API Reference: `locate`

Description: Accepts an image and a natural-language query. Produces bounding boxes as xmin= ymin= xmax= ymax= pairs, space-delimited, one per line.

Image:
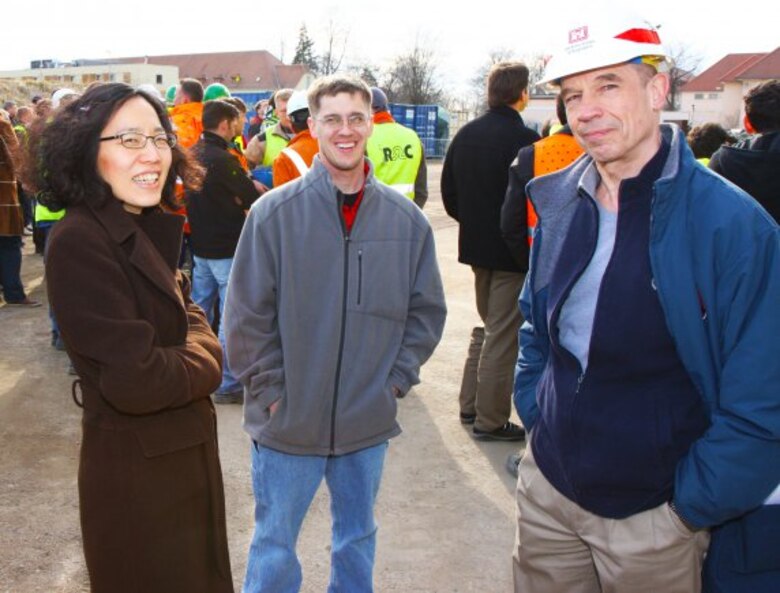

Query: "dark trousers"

xmin=0 ymin=235 xmax=26 ymax=302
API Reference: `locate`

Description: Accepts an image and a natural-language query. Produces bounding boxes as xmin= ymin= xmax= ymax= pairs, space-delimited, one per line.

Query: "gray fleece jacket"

xmin=224 ymin=156 xmax=447 ymax=456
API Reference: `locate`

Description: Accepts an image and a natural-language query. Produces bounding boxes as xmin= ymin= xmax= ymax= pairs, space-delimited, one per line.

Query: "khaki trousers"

xmin=513 ymin=444 xmax=710 ymax=593
xmin=458 ymin=267 xmax=524 ymax=431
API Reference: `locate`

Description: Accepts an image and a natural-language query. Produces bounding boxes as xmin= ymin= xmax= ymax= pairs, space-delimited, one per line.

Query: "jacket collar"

xmin=202 ymin=130 xmax=230 ymax=150
xmin=307 ymin=154 xmax=378 ymax=198
xmin=488 ymin=104 xmax=525 ymax=123
xmin=85 ymin=196 xmax=184 ymax=305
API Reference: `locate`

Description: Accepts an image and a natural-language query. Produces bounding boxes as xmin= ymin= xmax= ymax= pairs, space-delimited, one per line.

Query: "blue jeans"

xmin=0 ymin=235 xmax=26 ymax=302
xmin=191 ymin=256 xmax=240 ymax=394
xmin=243 ymin=442 xmax=388 ymax=593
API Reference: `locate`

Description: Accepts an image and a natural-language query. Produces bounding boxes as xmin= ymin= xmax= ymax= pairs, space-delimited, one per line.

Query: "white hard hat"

xmin=539 ymin=10 xmax=668 ymax=85
xmin=286 ymin=90 xmax=309 ymax=116
xmin=137 ymin=83 xmax=163 ymax=102
xmin=52 ymin=88 xmax=79 ymax=108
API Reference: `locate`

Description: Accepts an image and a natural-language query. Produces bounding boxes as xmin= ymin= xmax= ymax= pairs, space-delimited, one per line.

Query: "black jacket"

xmin=186 ymin=132 xmax=260 ymax=259
xmin=441 ymin=106 xmax=539 ymax=272
xmin=709 ymin=131 xmax=780 ymax=223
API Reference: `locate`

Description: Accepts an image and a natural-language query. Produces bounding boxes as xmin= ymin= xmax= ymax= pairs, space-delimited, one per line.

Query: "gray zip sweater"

xmin=224 ymin=156 xmax=447 ymax=456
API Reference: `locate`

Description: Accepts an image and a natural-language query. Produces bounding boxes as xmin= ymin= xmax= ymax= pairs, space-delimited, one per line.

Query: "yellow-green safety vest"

xmin=262 ymin=125 xmax=290 ymax=167
xmin=35 ymin=202 xmax=65 ymax=223
xmin=366 ymin=122 xmax=422 ymax=200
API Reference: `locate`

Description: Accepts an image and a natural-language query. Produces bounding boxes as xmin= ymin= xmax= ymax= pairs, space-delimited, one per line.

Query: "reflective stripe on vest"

xmin=366 ymin=122 xmax=422 ymax=200
xmin=263 ymin=126 xmax=290 ymax=167
xmin=281 ymin=147 xmax=309 ymax=176
xmin=527 ymin=133 xmax=585 ymax=244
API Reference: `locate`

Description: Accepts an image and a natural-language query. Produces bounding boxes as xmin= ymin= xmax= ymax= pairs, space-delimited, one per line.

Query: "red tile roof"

xmin=122 ymin=50 xmax=310 ymax=91
xmin=737 ymin=47 xmax=780 ymax=80
xmin=681 ymin=53 xmax=765 ymax=92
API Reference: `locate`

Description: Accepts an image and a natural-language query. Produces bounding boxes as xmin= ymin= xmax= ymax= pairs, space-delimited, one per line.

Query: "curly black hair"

xmin=22 ymin=82 xmax=202 ymax=211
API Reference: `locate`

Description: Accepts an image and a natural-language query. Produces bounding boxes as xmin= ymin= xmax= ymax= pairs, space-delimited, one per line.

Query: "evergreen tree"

xmin=292 ymin=24 xmax=319 ymax=73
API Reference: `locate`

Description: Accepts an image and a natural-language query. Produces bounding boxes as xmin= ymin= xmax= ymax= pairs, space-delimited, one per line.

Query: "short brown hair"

xmin=273 ymin=88 xmax=294 ymax=104
xmin=306 ymin=76 xmax=371 ymax=116
xmin=179 ymin=78 xmax=204 ymax=103
xmin=487 ymin=62 xmax=530 ymax=109
xmin=202 ymin=99 xmax=239 ymax=131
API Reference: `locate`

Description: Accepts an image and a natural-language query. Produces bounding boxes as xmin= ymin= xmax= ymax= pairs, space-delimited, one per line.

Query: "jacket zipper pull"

xmin=576 ymin=373 xmax=585 ymax=394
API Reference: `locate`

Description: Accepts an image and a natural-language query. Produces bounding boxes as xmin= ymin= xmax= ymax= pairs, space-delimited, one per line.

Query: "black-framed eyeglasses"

xmin=99 ymin=132 xmax=177 ymax=150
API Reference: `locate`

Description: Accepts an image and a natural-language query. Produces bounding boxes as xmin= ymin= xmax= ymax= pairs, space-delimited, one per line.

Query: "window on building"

xmin=708 ymin=93 xmax=718 ymax=100
xmin=694 ymin=93 xmax=704 ymax=100
xmin=82 ymin=73 xmax=98 ymax=83
xmin=123 ymin=72 xmax=132 ymax=83
xmin=156 ymin=74 xmax=163 ymax=84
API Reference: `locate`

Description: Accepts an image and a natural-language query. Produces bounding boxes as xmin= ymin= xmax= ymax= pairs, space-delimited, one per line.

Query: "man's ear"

xmin=743 ymin=113 xmax=756 ymax=134
xmin=649 ymin=72 xmax=671 ymax=111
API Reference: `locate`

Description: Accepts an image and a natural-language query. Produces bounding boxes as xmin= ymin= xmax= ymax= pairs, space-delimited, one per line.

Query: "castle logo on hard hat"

xmin=569 ymin=27 xmax=589 ymax=44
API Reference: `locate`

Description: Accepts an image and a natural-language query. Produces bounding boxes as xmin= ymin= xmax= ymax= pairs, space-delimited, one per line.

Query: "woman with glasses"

xmin=23 ymin=83 xmax=234 ymax=593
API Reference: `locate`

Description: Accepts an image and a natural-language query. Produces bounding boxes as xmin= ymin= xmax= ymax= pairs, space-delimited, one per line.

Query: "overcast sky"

xmin=3 ymin=1 xmax=777 ymax=96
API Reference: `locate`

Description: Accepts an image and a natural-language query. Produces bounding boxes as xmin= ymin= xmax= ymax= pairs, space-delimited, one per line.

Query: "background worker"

xmin=244 ymin=88 xmax=294 ymax=174
xmin=170 ymin=78 xmax=204 ymax=149
xmin=441 ymin=61 xmax=539 ymax=442
xmin=271 ymin=90 xmax=318 ymax=186
xmin=366 ymin=87 xmax=428 ymax=208
xmin=500 ymin=93 xmax=584 ymax=268
xmin=709 ymin=79 xmax=780 ymax=222
xmin=186 ymin=100 xmax=262 ymax=405
xmin=686 ymin=122 xmax=734 ymax=166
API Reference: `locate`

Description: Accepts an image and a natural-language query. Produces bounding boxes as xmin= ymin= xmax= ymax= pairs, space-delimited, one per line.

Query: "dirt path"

xmin=0 ymin=163 xmax=525 ymax=592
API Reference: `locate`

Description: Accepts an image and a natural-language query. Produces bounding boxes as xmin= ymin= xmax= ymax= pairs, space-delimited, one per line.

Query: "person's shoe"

xmin=505 ymin=452 xmax=523 ymax=478
xmin=459 ymin=412 xmax=476 ymax=425
xmin=5 ymin=297 xmax=41 ymax=308
xmin=473 ymin=421 xmax=526 ymax=442
xmin=213 ymin=390 xmax=244 ymax=405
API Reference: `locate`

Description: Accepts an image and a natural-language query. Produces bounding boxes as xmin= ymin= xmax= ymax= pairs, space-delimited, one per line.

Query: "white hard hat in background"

xmin=286 ymin=90 xmax=310 ymax=116
xmin=52 ymin=88 xmax=79 ymax=108
xmin=539 ymin=9 xmax=669 ymax=85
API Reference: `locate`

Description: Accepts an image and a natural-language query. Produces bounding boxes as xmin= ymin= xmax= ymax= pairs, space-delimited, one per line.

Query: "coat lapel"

xmin=87 ymin=198 xmax=185 ymax=309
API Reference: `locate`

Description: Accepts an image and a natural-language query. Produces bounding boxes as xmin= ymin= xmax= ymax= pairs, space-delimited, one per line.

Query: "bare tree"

xmin=318 ymin=19 xmax=350 ymax=76
xmin=346 ymin=62 xmax=380 ymax=87
xmin=665 ymin=43 xmax=702 ymax=110
xmin=383 ymin=43 xmax=443 ymax=105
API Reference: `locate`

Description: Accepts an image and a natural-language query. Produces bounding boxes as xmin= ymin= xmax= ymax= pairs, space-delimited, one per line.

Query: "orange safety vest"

xmin=170 ymin=102 xmax=204 ymax=149
xmin=272 ymin=129 xmax=319 ymax=187
xmin=527 ymin=132 xmax=585 ymax=244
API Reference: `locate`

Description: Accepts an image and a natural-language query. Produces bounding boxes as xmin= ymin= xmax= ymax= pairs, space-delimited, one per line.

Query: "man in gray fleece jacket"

xmin=224 ymin=75 xmax=447 ymax=593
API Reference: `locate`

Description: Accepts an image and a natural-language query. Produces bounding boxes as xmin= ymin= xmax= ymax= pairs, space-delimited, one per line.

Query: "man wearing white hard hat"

xmin=512 ymin=10 xmax=780 ymax=593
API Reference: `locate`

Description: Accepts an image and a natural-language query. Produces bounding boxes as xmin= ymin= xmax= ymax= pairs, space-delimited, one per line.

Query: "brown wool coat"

xmin=45 ymin=195 xmax=234 ymax=593
xmin=0 ymin=119 xmax=23 ymax=237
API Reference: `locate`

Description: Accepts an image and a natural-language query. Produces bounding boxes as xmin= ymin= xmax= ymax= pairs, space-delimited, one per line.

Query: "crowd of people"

xmin=1 ymin=8 xmax=778 ymax=593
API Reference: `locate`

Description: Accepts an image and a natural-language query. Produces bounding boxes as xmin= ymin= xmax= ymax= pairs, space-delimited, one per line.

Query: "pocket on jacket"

xmin=349 ymin=242 xmax=410 ymax=321
xmin=735 ymin=506 xmax=780 ymax=573
xmin=134 ymin=406 xmax=207 ymax=458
